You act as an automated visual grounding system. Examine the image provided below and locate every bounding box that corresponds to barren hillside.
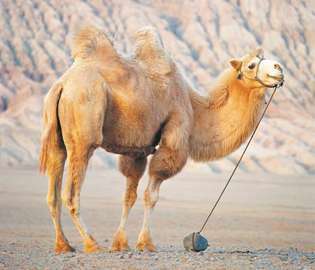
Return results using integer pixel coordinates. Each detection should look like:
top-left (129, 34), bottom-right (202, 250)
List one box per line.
top-left (0, 0), bottom-right (314, 174)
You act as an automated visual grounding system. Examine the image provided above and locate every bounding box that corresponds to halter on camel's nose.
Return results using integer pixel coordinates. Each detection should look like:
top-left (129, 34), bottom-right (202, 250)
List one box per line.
top-left (258, 59), bottom-right (284, 88)
top-left (270, 61), bottom-right (284, 87)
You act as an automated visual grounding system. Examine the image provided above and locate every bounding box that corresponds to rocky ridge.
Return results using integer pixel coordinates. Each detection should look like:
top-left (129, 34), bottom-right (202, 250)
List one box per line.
top-left (0, 0), bottom-right (314, 174)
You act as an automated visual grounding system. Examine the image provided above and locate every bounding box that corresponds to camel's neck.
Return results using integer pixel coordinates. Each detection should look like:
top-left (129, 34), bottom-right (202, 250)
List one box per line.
top-left (189, 69), bottom-right (265, 161)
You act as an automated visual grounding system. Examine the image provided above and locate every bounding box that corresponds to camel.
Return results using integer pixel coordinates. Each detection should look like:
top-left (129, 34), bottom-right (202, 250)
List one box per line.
top-left (39, 26), bottom-right (284, 254)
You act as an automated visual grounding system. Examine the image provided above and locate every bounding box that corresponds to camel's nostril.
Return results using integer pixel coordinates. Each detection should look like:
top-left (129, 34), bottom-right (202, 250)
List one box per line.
top-left (274, 64), bottom-right (282, 71)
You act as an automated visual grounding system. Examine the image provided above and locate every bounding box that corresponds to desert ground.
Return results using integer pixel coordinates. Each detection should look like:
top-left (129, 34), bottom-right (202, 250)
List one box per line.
top-left (0, 167), bottom-right (314, 269)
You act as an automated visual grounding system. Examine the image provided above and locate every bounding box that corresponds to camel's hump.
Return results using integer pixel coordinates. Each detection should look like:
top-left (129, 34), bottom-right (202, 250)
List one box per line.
top-left (71, 26), bottom-right (117, 60)
top-left (133, 26), bottom-right (172, 76)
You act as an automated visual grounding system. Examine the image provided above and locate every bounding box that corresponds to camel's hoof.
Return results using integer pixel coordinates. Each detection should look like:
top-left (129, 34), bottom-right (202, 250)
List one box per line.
top-left (55, 242), bottom-right (75, 254)
top-left (136, 230), bottom-right (156, 252)
top-left (111, 229), bottom-right (130, 252)
top-left (136, 241), bottom-right (156, 252)
top-left (111, 245), bottom-right (130, 252)
top-left (84, 241), bottom-right (102, 253)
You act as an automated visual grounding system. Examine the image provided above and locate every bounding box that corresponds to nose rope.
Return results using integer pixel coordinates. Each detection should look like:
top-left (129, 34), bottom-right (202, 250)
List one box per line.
top-left (199, 85), bottom-right (279, 233)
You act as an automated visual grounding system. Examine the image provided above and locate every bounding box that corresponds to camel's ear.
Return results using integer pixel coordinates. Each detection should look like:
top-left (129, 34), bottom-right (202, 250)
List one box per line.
top-left (229, 59), bottom-right (242, 70)
top-left (253, 47), bottom-right (264, 58)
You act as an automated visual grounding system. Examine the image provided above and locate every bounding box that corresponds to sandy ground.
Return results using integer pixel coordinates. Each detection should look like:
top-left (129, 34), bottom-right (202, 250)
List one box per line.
top-left (0, 168), bottom-right (314, 269)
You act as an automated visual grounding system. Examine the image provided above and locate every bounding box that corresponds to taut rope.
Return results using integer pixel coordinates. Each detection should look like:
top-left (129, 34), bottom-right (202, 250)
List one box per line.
top-left (199, 85), bottom-right (279, 233)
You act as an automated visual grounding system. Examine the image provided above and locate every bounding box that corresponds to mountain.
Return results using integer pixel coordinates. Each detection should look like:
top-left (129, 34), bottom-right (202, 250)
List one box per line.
top-left (0, 0), bottom-right (314, 174)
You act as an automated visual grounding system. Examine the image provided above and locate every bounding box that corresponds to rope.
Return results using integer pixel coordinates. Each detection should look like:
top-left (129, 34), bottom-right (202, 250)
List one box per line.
top-left (199, 86), bottom-right (278, 233)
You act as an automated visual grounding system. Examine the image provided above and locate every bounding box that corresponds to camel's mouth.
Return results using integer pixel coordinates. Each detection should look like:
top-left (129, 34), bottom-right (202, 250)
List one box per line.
top-left (267, 74), bottom-right (284, 81)
top-left (266, 74), bottom-right (284, 87)
top-left (254, 73), bottom-right (283, 88)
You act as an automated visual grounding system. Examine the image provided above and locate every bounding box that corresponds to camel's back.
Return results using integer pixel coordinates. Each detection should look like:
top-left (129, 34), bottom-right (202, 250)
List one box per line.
top-left (57, 58), bottom-right (190, 151)
top-left (57, 25), bottom-right (193, 151)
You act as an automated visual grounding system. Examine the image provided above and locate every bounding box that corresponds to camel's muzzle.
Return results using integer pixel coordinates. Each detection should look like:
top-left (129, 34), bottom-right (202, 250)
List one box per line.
top-left (183, 232), bottom-right (208, 252)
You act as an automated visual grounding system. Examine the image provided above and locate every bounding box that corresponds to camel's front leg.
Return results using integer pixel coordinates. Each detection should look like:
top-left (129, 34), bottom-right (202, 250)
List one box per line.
top-left (136, 176), bottom-right (162, 252)
top-left (111, 156), bottom-right (147, 251)
top-left (136, 111), bottom-right (191, 251)
top-left (62, 149), bottom-right (101, 253)
top-left (136, 146), bottom-right (188, 251)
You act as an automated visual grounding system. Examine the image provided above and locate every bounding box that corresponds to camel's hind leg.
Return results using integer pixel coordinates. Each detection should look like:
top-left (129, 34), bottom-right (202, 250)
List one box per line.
top-left (62, 147), bottom-right (101, 253)
top-left (46, 149), bottom-right (75, 254)
top-left (111, 156), bottom-right (147, 251)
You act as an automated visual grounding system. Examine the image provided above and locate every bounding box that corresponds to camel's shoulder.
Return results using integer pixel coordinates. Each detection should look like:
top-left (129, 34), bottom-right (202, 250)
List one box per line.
top-left (133, 26), bottom-right (173, 76)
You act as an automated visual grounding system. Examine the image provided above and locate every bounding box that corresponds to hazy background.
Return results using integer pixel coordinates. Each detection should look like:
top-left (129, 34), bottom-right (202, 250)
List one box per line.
top-left (0, 2), bottom-right (314, 268)
top-left (0, 0), bottom-right (314, 175)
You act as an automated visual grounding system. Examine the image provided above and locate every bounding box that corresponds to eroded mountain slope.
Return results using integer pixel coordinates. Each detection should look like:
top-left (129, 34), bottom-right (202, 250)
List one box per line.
top-left (0, 0), bottom-right (314, 174)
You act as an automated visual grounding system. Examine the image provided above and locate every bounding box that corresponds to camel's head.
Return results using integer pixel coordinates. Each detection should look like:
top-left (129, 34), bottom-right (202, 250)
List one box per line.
top-left (229, 48), bottom-right (284, 89)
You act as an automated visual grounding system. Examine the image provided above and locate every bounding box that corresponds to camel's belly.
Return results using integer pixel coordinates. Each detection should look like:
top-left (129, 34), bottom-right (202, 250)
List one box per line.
top-left (102, 117), bottom-right (162, 149)
top-left (102, 121), bottom-right (162, 158)
top-left (102, 142), bottom-right (157, 158)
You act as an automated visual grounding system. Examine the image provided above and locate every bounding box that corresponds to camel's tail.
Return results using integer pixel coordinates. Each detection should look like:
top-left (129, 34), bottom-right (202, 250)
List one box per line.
top-left (39, 82), bottom-right (64, 175)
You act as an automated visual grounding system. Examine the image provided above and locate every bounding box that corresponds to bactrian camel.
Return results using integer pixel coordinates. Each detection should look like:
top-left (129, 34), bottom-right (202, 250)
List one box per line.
top-left (39, 26), bottom-right (284, 254)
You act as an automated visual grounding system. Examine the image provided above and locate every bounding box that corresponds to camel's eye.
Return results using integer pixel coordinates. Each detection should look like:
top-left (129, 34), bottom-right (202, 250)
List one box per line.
top-left (248, 63), bottom-right (256, 69)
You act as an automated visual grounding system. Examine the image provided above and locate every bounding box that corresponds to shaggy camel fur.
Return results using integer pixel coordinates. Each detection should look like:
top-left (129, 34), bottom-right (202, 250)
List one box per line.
top-left (39, 26), bottom-right (284, 254)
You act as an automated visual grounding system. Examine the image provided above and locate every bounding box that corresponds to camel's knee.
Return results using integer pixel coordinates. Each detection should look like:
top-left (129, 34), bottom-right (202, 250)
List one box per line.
top-left (144, 189), bottom-right (158, 209)
top-left (47, 196), bottom-right (55, 207)
top-left (47, 195), bottom-right (57, 216)
top-left (119, 156), bottom-right (147, 180)
top-left (63, 193), bottom-right (80, 217)
top-left (64, 199), bottom-right (79, 217)
top-left (61, 192), bottom-right (68, 207)
top-left (46, 149), bottom-right (66, 175)
top-left (149, 147), bottom-right (187, 181)
top-left (61, 193), bottom-right (75, 213)
top-left (124, 185), bottom-right (138, 208)
top-left (143, 181), bottom-right (161, 209)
